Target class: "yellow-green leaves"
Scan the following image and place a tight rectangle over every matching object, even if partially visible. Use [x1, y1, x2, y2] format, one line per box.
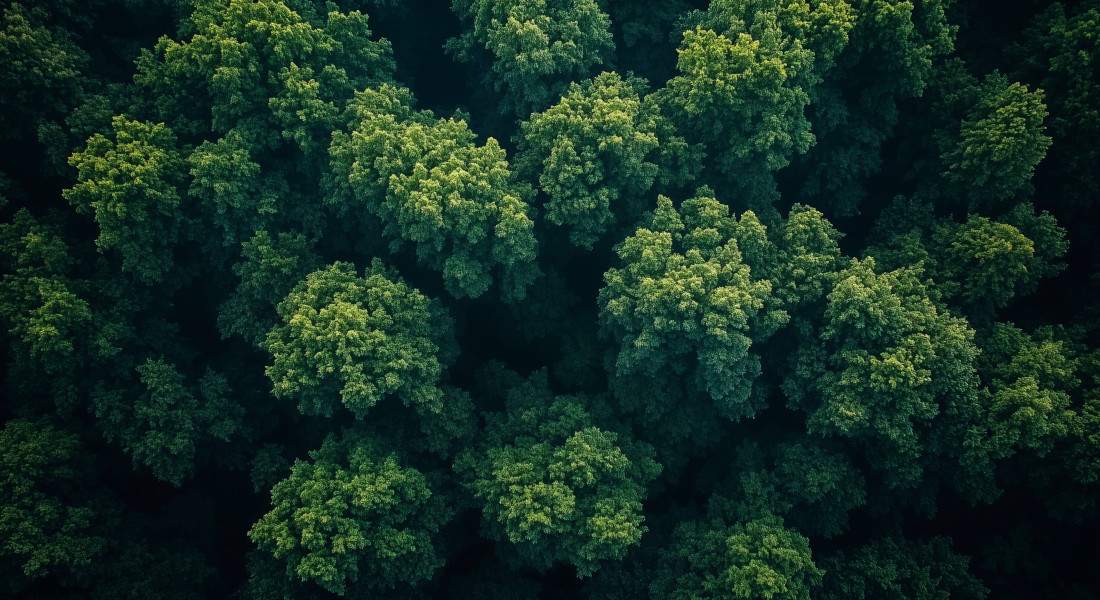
[517, 72, 665, 248]
[249, 432, 448, 595]
[652, 516, 822, 600]
[264, 260, 452, 419]
[65, 117, 184, 283]
[329, 85, 539, 301]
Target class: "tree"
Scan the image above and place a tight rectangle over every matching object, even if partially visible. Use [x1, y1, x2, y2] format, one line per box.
[249, 431, 449, 595]
[91, 359, 244, 485]
[133, 0, 394, 144]
[819, 536, 988, 600]
[661, 25, 813, 210]
[651, 514, 823, 600]
[328, 85, 540, 300]
[515, 72, 663, 248]
[0, 3, 88, 139]
[796, 0, 955, 215]
[446, 0, 614, 120]
[975, 323, 1077, 462]
[784, 257, 985, 495]
[218, 230, 322, 347]
[455, 370, 660, 576]
[1014, 0, 1100, 206]
[599, 191, 787, 426]
[263, 260, 455, 419]
[0, 419, 109, 592]
[938, 74, 1051, 211]
[65, 116, 185, 283]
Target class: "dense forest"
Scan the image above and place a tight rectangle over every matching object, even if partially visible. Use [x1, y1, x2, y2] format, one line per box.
[2, 0, 1099, 598]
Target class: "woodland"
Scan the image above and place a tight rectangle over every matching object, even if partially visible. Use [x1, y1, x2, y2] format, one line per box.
[1, 0, 1099, 598]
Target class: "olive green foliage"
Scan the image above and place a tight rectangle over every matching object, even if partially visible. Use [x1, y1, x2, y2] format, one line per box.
[249, 432, 449, 595]
[92, 359, 243, 485]
[930, 215, 1046, 316]
[798, 0, 955, 214]
[1015, 1, 1100, 206]
[0, 3, 87, 137]
[938, 74, 1051, 210]
[819, 536, 988, 600]
[785, 257, 982, 490]
[65, 117, 184, 283]
[446, 0, 614, 119]
[516, 72, 664, 248]
[976, 324, 1077, 461]
[456, 370, 660, 576]
[2, 0, 1098, 597]
[724, 441, 867, 538]
[0, 209, 91, 372]
[264, 260, 454, 419]
[219, 230, 322, 346]
[600, 192, 787, 424]
[329, 85, 539, 300]
[651, 515, 823, 600]
[134, 0, 394, 142]
[0, 419, 106, 591]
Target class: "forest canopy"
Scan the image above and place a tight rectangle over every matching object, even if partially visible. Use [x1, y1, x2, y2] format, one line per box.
[1, 0, 1099, 598]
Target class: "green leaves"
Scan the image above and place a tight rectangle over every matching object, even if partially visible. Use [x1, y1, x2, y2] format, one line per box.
[65, 117, 184, 283]
[0, 419, 106, 591]
[457, 372, 659, 576]
[249, 432, 448, 595]
[652, 515, 823, 600]
[600, 191, 786, 423]
[939, 74, 1051, 210]
[447, 0, 614, 119]
[92, 359, 243, 485]
[516, 72, 666, 248]
[819, 537, 987, 600]
[329, 85, 539, 300]
[134, 0, 394, 141]
[263, 260, 453, 418]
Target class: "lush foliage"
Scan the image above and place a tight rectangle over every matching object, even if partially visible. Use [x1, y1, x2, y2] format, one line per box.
[1, 0, 1097, 598]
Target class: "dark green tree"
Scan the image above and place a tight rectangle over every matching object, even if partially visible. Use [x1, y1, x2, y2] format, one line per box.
[819, 536, 988, 600]
[455, 370, 660, 576]
[91, 359, 244, 485]
[446, 0, 615, 120]
[0, 419, 109, 593]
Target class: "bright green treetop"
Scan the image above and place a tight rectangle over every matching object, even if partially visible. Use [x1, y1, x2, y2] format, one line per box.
[249, 431, 449, 596]
[65, 116, 185, 283]
[329, 85, 539, 301]
[263, 260, 454, 419]
[651, 514, 823, 600]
